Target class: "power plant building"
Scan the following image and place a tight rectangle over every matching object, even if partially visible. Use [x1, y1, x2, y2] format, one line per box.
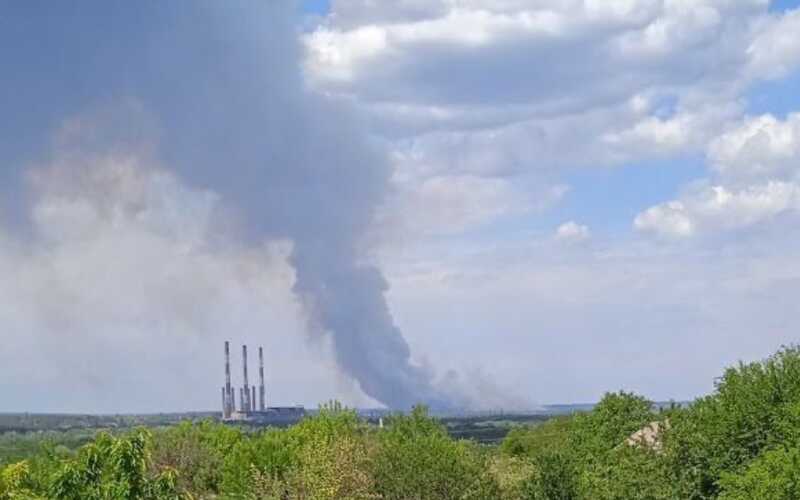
[221, 341, 305, 424]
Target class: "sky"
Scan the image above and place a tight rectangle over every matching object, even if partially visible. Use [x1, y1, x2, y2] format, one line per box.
[1, 0, 800, 413]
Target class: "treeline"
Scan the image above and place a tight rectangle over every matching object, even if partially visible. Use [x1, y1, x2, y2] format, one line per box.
[3, 346, 800, 499]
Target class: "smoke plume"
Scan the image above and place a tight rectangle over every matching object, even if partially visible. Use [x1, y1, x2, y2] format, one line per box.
[0, 2, 449, 410]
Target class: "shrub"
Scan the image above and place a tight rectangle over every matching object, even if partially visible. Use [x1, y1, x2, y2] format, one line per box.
[372, 406, 498, 500]
[664, 346, 800, 498]
[519, 450, 578, 500]
[718, 444, 800, 500]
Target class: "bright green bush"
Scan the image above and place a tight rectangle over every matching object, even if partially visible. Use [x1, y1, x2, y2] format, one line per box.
[519, 449, 578, 500]
[0, 460, 45, 499]
[49, 429, 182, 500]
[718, 444, 800, 500]
[578, 444, 674, 500]
[569, 391, 655, 462]
[501, 416, 573, 458]
[664, 346, 800, 498]
[150, 420, 241, 495]
[372, 406, 499, 500]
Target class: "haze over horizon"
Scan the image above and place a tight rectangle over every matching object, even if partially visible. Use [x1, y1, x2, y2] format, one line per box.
[2, 0, 800, 414]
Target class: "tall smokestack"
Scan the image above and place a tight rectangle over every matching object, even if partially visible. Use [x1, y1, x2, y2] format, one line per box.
[251, 386, 256, 412]
[221, 387, 226, 417]
[224, 341, 232, 418]
[242, 345, 250, 413]
[258, 346, 266, 411]
[239, 387, 244, 412]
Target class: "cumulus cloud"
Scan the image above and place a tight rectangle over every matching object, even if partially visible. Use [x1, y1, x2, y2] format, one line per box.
[709, 112, 800, 179]
[305, 1, 800, 241]
[636, 112, 800, 238]
[555, 221, 591, 243]
[635, 181, 800, 238]
[746, 7, 800, 80]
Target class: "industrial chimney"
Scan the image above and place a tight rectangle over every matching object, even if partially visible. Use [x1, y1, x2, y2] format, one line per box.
[259, 346, 266, 411]
[224, 341, 232, 418]
[242, 345, 250, 413]
[251, 386, 256, 412]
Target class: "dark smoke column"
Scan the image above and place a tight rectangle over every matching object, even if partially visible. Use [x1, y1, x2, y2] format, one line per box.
[291, 242, 450, 410]
[155, 3, 451, 410]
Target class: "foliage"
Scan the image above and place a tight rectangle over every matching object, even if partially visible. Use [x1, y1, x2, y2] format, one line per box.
[718, 444, 800, 500]
[569, 391, 655, 462]
[500, 416, 573, 458]
[48, 429, 182, 500]
[577, 444, 674, 500]
[519, 449, 578, 500]
[3, 346, 800, 499]
[663, 346, 800, 498]
[0, 460, 45, 499]
[372, 406, 499, 500]
[150, 420, 241, 495]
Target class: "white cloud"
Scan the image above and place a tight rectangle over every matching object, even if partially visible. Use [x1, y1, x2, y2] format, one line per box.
[636, 112, 800, 238]
[709, 112, 800, 179]
[634, 200, 695, 238]
[555, 221, 591, 243]
[383, 172, 567, 237]
[746, 7, 800, 80]
[635, 182, 800, 238]
[304, 0, 800, 244]
[382, 228, 800, 403]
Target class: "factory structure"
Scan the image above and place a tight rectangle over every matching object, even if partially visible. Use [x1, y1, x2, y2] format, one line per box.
[222, 341, 305, 424]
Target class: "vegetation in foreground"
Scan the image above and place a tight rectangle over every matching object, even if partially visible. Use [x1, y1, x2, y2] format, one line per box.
[3, 346, 800, 499]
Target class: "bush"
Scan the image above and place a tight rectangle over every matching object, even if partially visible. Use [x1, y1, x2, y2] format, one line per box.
[49, 429, 182, 500]
[718, 444, 800, 500]
[150, 420, 241, 495]
[578, 444, 674, 500]
[569, 391, 655, 462]
[519, 450, 578, 500]
[664, 346, 800, 498]
[501, 417, 573, 458]
[372, 406, 498, 500]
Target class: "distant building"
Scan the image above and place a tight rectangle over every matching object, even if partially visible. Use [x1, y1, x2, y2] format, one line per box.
[221, 341, 305, 424]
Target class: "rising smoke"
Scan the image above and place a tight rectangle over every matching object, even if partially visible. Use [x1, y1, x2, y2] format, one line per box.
[0, 2, 450, 410]
[171, 3, 451, 409]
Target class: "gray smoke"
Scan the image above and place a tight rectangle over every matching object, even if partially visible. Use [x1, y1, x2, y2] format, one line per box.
[132, 2, 449, 409]
[0, 1, 452, 410]
[209, 4, 453, 409]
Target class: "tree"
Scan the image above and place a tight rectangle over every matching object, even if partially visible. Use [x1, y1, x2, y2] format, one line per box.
[49, 430, 182, 500]
[0, 461, 45, 500]
[664, 346, 800, 498]
[371, 406, 499, 500]
[718, 444, 800, 500]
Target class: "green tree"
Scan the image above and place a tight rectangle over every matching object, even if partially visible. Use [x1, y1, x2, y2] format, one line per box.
[49, 430, 182, 500]
[718, 444, 800, 500]
[151, 420, 241, 495]
[664, 346, 800, 498]
[569, 391, 655, 462]
[519, 449, 578, 500]
[501, 417, 573, 458]
[371, 406, 498, 500]
[0, 461, 45, 500]
[578, 444, 674, 500]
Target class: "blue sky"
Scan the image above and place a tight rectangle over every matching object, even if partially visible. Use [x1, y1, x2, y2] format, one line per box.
[2, 1, 800, 413]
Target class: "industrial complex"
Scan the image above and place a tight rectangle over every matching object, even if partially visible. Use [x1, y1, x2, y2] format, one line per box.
[221, 341, 305, 424]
